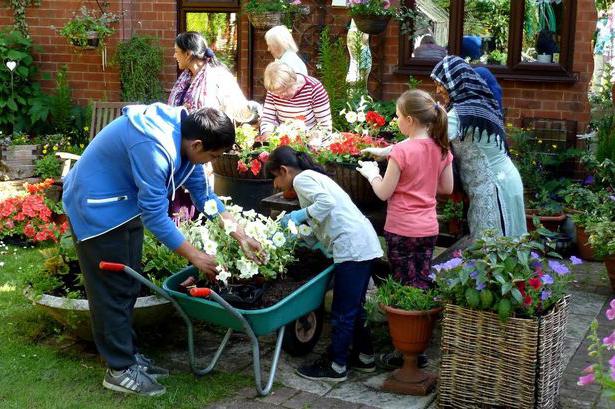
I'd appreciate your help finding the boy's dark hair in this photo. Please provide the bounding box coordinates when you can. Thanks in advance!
[266,145,326,177]
[181,108,235,151]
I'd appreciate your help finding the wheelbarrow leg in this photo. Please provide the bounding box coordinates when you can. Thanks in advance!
[187,327,233,376]
[249,325,285,396]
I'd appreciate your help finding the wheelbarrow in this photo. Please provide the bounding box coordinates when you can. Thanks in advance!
[99,261,334,396]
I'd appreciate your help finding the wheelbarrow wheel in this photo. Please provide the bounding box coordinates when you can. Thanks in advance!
[282,304,324,357]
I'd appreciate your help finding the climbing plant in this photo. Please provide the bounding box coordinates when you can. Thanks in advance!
[4,0,41,37]
[115,36,164,103]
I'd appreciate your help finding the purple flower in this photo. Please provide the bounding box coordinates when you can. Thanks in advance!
[603,330,615,347]
[470,270,479,279]
[609,195,615,202]
[548,260,570,276]
[453,249,463,258]
[531,260,543,269]
[541,274,554,285]
[475,281,486,291]
[607,299,615,320]
[583,175,594,186]
[382,0,391,9]
[540,289,552,301]
[577,373,595,386]
[442,257,463,271]
[609,355,615,368]
[428,272,436,282]
[569,255,583,265]
[530,251,540,260]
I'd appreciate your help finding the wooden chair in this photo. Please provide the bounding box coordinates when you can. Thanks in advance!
[57,101,135,177]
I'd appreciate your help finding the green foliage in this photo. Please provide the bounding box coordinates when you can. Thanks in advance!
[593,109,615,164]
[187,12,229,46]
[463,0,510,52]
[434,230,575,321]
[374,276,439,311]
[142,230,188,287]
[115,36,164,103]
[348,0,397,17]
[4,0,41,37]
[0,29,50,135]
[34,154,61,179]
[440,199,464,222]
[244,0,301,13]
[48,65,73,133]
[318,27,349,105]
[586,219,615,258]
[526,187,565,216]
[596,0,615,12]
[407,75,421,90]
[59,5,120,48]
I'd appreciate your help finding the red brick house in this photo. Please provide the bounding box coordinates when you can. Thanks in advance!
[0,0,595,133]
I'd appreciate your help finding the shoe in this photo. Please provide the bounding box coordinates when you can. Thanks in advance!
[135,353,170,379]
[348,353,376,373]
[296,357,347,382]
[377,351,428,370]
[103,364,166,396]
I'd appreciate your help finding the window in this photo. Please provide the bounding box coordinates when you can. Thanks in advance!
[397,0,578,82]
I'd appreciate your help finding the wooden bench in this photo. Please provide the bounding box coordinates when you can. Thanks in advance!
[57,101,134,177]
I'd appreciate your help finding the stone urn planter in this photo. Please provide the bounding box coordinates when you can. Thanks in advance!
[27,290,173,341]
[0,144,40,179]
[381,304,442,395]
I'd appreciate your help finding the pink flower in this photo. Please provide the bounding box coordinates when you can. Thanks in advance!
[258,151,270,163]
[291,0,301,4]
[607,299,615,320]
[452,249,463,258]
[609,355,615,368]
[603,330,615,347]
[577,373,595,386]
[382,0,391,8]
[582,364,595,374]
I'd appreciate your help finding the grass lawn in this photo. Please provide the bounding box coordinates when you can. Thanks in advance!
[0,242,252,409]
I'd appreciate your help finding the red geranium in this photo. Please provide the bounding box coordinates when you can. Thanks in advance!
[366,111,386,127]
[279,135,291,146]
[528,277,542,290]
[250,159,262,176]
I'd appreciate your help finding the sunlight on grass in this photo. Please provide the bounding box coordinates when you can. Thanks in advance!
[0,282,16,292]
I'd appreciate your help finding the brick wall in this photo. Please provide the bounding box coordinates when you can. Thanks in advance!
[1,0,594,130]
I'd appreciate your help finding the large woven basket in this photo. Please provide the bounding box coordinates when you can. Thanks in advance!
[247,12,285,31]
[325,162,384,209]
[211,153,268,179]
[438,295,570,409]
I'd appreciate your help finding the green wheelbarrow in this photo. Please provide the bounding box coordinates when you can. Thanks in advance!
[98,261,334,396]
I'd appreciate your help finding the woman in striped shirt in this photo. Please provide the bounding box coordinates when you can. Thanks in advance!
[260,61,332,137]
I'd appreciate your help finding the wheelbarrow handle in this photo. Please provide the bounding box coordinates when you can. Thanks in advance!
[189,287,212,298]
[99,261,126,272]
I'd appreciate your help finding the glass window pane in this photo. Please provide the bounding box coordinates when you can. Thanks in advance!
[186,12,239,74]
[462,0,510,65]
[404,0,450,61]
[522,0,563,64]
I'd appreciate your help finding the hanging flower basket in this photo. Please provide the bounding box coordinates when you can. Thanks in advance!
[247,12,285,31]
[353,15,391,35]
[324,162,384,209]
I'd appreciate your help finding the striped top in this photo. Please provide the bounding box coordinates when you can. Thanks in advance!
[260,74,332,135]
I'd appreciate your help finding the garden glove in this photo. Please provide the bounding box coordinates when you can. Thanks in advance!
[280,208,309,228]
[361,146,393,158]
[356,160,381,183]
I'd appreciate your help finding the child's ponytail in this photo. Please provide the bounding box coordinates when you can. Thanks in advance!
[396,89,450,157]
[266,146,326,176]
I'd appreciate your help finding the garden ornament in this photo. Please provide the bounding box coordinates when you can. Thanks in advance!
[6,60,16,71]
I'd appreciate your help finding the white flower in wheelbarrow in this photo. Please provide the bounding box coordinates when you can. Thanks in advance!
[272,232,286,247]
[216,265,231,285]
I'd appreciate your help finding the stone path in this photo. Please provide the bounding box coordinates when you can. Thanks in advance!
[150,260,613,409]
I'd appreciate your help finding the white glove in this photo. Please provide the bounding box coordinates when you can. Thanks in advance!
[361,146,393,158]
[356,160,381,183]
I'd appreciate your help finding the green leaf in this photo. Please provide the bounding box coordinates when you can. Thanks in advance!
[511,288,523,303]
[6,50,28,60]
[501,282,513,295]
[7,98,17,111]
[494,272,506,285]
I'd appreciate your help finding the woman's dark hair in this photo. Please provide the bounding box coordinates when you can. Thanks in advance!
[181,108,235,151]
[175,31,220,67]
[266,146,326,176]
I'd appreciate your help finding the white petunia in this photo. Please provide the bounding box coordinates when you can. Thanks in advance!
[357,111,366,123]
[272,232,286,247]
[345,111,358,124]
[199,226,210,245]
[237,258,259,279]
[223,219,237,234]
[244,222,258,239]
[204,199,219,216]
[215,265,231,285]
[243,209,257,219]
[218,196,232,203]
[287,220,298,235]
[203,239,217,256]
[298,224,312,237]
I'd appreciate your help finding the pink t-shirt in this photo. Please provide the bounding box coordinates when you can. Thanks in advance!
[384,138,453,237]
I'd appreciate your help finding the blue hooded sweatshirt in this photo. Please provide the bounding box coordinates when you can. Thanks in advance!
[62,103,224,250]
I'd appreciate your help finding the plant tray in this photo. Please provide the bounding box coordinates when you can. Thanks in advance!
[163,264,334,337]
[438,296,570,409]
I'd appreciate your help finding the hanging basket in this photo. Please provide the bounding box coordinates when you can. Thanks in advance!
[324,162,385,209]
[352,14,391,35]
[438,296,570,409]
[247,12,286,31]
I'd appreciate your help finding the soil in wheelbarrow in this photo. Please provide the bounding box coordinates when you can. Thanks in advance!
[179,247,332,310]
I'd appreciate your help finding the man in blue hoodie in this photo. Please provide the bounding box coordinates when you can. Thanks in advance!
[63,103,261,396]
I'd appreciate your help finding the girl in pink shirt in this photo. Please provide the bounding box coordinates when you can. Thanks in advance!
[357,89,454,288]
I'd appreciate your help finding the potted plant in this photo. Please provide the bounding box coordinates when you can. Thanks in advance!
[59,5,120,49]
[433,230,578,408]
[525,188,567,232]
[243,0,302,31]
[347,0,397,35]
[438,198,464,237]
[586,218,615,292]
[374,277,441,395]
[0,132,41,180]
[24,230,181,340]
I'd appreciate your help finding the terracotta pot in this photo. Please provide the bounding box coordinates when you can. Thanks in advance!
[381,304,442,395]
[447,219,462,236]
[605,255,615,293]
[576,225,600,261]
[525,210,566,232]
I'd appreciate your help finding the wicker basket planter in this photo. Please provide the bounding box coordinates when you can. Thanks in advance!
[0,144,40,180]
[247,12,285,31]
[438,295,570,409]
[352,15,391,35]
[212,153,268,180]
[324,162,384,209]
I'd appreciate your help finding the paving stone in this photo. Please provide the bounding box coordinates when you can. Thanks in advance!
[255,386,299,405]
[595,392,615,409]
[281,391,321,409]
[308,396,365,409]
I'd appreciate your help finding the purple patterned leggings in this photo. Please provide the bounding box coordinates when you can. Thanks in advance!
[384,231,437,289]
